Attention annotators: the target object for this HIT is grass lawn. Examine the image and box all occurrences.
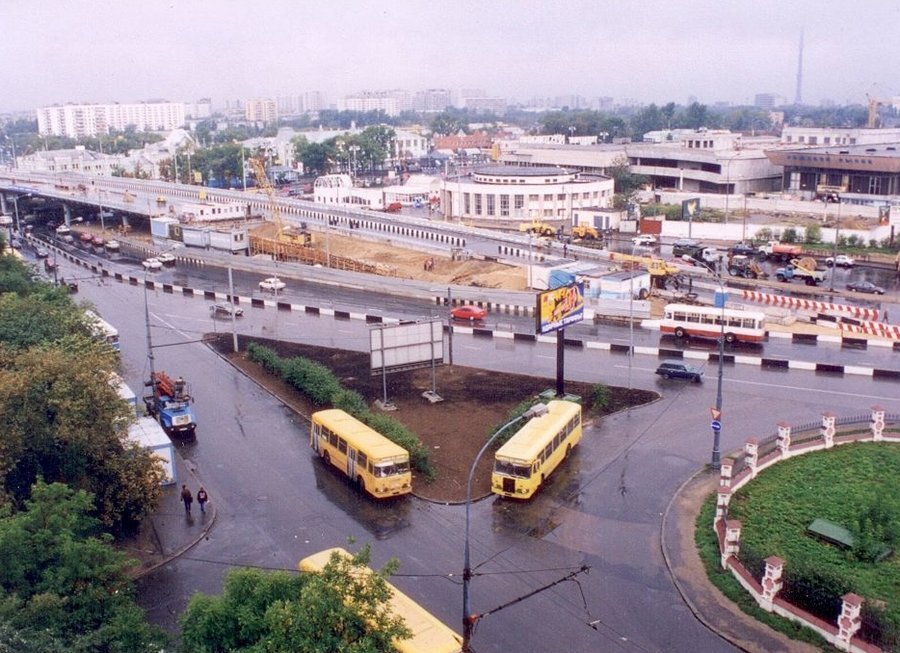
[697,442,900,649]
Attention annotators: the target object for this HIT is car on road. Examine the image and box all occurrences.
[142,257,162,271]
[728,242,757,257]
[259,277,286,292]
[655,360,703,383]
[35,246,50,258]
[631,234,657,246]
[450,305,487,321]
[825,254,855,267]
[672,238,702,257]
[210,303,244,318]
[157,252,176,266]
[845,280,885,295]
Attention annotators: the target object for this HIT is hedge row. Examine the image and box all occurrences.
[245,342,435,481]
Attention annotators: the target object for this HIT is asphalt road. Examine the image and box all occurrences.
[59,254,900,653]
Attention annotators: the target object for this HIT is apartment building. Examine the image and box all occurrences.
[37,101,186,138]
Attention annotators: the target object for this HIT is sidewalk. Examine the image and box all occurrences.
[661,469,820,653]
[121,451,216,579]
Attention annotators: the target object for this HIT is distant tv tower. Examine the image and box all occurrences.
[794,31,804,105]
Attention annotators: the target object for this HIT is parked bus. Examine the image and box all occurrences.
[310,409,412,498]
[84,310,120,352]
[299,547,462,653]
[660,303,766,344]
[492,400,582,499]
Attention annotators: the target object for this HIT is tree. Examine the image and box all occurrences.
[680,102,711,129]
[0,481,166,652]
[607,154,647,209]
[430,111,468,137]
[181,545,411,652]
[629,103,665,138]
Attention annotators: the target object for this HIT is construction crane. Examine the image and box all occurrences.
[867,93,889,128]
[249,157,311,259]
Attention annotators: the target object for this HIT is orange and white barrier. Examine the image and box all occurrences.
[740,290,880,320]
[839,320,900,340]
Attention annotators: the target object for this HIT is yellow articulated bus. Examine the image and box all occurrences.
[492,400,582,499]
[310,409,412,499]
[300,547,462,653]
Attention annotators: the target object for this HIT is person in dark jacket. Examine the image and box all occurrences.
[181,484,193,514]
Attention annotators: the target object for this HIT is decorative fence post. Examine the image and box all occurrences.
[871,406,885,441]
[760,556,784,611]
[777,422,792,458]
[716,487,731,521]
[721,520,741,569]
[744,438,758,478]
[821,412,836,448]
[836,593,863,652]
[719,458,733,489]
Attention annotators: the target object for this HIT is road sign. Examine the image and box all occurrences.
[710,408,722,420]
[711,420,722,432]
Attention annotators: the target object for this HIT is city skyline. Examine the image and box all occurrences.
[2,0,898,114]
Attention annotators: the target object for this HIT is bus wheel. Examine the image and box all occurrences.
[674,327,686,338]
[724,332,736,344]
[356,476,365,493]
[565,443,572,457]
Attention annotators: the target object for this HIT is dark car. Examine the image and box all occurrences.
[846,281,885,295]
[729,242,757,257]
[35,247,50,258]
[210,303,244,318]
[672,239,702,258]
[655,360,703,383]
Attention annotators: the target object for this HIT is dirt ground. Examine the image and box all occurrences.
[209,334,657,502]
[309,231,530,289]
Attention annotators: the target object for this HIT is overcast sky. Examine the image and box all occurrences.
[2,0,898,113]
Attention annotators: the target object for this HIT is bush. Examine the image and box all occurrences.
[331,389,368,416]
[246,342,284,376]
[753,228,773,245]
[804,223,822,244]
[782,228,798,243]
[591,384,610,411]
[281,357,342,406]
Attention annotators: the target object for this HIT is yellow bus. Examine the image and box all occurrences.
[491,400,582,499]
[299,547,462,653]
[310,409,412,499]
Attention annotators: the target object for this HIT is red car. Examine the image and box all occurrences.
[450,305,487,321]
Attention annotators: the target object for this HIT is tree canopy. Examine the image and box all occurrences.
[0,480,166,652]
[180,545,411,653]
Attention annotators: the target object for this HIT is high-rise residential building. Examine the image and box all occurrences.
[244,98,278,123]
[341,91,403,116]
[754,93,787,110]
[36,101,186,138]
[412,89,451,112]
[452,88,486,109]
[464,97,507,114]
[184,98,212,119]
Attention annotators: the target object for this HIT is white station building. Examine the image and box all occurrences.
[438,165,614,223]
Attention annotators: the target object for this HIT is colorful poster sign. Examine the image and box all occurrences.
[535,282,585,335]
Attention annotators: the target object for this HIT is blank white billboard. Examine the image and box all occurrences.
[370,320,443,373]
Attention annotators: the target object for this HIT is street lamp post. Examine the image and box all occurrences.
[462,403,549,651]
[711,276,726,469]
[829,195,842,292]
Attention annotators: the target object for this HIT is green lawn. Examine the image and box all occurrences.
[698,442,900,650]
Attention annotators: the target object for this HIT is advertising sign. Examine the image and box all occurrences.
[370,319,443,374]
[681,197,700,221]
[535,282,585,335]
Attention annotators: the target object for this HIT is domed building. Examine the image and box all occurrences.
[438,164,614,224]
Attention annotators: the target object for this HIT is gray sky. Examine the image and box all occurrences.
[2,0,898,113]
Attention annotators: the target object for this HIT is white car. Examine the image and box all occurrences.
[157,252,176,266]
[825,254,855,268]
[142,257,162,271]
[259,277,286,292]
[631,234,658,246]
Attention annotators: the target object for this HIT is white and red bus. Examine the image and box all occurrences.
[661,303,766,344]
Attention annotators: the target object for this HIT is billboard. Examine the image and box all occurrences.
[535,282,585,335]
[681,197,700,221]
[370,319,443,374]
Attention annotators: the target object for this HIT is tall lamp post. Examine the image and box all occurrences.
[462,403,549,651]
[711,276,726,469]
[829,194,842,292]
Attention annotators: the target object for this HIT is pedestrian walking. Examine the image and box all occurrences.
[180,484,193,514]
[883,309,889,323]
[197,487,208,514]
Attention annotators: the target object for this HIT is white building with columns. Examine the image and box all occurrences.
[439,165,614,223]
